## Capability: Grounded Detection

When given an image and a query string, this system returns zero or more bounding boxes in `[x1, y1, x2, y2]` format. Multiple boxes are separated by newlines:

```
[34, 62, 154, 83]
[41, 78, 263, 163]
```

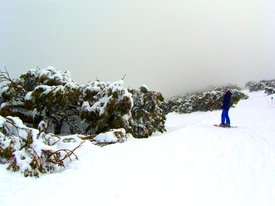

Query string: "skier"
[220, 88, 232, 127]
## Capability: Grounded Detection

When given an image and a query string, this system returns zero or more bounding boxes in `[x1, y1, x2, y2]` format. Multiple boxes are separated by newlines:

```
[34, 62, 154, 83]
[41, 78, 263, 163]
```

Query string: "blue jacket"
[222, 91, 232, 110]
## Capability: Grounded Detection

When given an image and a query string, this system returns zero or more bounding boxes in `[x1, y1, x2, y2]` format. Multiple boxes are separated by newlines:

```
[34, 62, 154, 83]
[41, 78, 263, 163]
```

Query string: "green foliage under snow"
[245, 79, 275, 95]
[0, 67, 166, 139]
[164, 85, 248, 114]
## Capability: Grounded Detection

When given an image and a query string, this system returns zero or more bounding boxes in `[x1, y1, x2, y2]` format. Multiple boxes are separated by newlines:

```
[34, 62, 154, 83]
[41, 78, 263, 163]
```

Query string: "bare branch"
[44, 141, 84, 165]
[0, 67, 15, 83]
[122, 74, 126, 80]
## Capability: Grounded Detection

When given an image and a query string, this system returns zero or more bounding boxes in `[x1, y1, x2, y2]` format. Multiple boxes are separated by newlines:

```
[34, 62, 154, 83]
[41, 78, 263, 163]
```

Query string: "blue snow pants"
[221, 109, 230, 125]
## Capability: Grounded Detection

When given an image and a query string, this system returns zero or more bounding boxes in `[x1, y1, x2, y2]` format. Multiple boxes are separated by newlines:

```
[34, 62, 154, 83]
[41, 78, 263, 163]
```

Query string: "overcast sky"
[1, 0, 274, 97]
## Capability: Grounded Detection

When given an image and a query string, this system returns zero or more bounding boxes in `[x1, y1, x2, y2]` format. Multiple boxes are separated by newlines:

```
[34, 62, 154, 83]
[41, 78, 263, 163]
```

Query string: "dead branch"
[0, 67, 15, 84]
[122, 74, 126, 80]
[30, 146, 43, 175]
[44, 141, 84, 165]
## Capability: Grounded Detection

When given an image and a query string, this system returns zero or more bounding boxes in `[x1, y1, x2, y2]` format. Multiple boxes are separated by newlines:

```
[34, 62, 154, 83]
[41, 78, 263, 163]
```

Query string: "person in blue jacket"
[220, 88, 232, 127]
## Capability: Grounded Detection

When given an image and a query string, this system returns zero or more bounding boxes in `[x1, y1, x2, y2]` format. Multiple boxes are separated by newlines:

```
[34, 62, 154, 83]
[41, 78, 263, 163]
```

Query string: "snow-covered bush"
[80, 83, 166, 138]
[0, 67, 80, 132]
[129, 86, 166, 138]
[245, 80, 268, 92]
[264, 86, 275, 95]
[26, 82, 82, 134]
[0, 115, 83, 177]
[245, 79, 275, 94]
[80, 80, 133, 135]
[0, 67, 166, 139]
[164, 85, 248, 114]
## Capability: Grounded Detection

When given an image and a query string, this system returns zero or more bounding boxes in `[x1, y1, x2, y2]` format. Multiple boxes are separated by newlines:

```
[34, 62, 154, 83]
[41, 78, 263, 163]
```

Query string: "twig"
[44, 141, 84, 165]
[0, 67, 15, 83]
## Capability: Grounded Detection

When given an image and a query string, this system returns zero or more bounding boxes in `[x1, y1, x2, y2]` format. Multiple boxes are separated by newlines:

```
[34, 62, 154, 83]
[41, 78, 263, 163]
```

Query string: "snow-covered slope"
[0, 91, 274, 206]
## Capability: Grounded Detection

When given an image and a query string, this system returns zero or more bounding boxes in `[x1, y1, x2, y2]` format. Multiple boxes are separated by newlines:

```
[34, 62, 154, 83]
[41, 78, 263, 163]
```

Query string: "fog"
[1, 0, 274, 97]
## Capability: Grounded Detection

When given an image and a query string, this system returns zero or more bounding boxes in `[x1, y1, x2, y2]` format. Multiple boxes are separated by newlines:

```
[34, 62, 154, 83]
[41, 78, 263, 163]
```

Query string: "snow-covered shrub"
[26, 83, 82, 134]
[263, 80, 275, 95]
[245, 80, 267, 92]
[0, 115, 83, 177]
[0, 71, 29, 123]
[245, 79, 275, 94]
[129, 86, 166, 138]
[0, 67, 167, 139]
[0, 67, 80, 131]
[165, 85, 248, 114]
[80, 80, 133, 135]
[264, 86, 275, 95]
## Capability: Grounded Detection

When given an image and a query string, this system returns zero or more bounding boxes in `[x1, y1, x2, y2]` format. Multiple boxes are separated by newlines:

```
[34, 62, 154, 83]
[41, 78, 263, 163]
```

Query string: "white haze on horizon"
[1, 0, 274, 97]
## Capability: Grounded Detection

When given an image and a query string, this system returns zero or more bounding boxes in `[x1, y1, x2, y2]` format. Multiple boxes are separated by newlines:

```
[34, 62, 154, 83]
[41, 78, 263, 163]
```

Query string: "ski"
[214, 124, 237, 128]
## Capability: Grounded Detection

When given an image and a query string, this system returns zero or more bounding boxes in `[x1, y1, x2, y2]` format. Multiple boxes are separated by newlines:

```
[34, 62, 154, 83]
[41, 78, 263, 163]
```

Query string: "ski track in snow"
[0, 91, 275, 206]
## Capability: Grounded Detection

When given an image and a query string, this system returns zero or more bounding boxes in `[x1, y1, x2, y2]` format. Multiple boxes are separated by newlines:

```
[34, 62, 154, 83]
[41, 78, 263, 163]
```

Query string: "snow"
[1, 91, 275, 206]
[81, 80, 133, 116]
[94, 129, 127, 143]
[0, 116, 5, 125]
[38, 66, 73, 84]
[24, 92, 32, 100]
